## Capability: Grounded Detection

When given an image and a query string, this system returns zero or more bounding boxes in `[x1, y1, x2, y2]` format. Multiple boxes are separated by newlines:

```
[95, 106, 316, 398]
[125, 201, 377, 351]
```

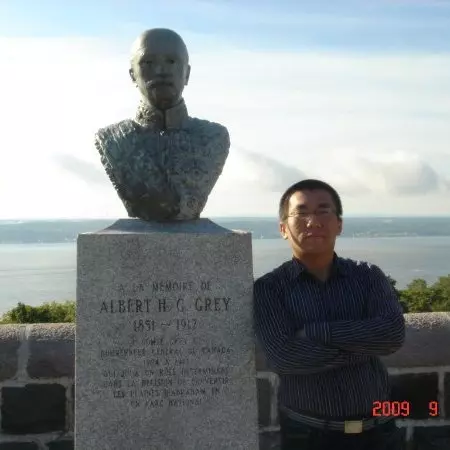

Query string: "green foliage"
[1, 274, 449, 323]
[386, 275, 409, 313]
[398, 275, 450, 313]
[0, 301, 75, 324]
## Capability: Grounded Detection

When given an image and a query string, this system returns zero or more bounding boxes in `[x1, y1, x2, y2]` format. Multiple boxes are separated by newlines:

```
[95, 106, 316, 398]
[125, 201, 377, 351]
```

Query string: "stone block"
[390, 373, 438, 419]
[382, 313, 450, 368]
[0, 444, 38, 450]
[27, 323, 74, 378]
[47, 440, 74, 450]
[258, 431, 280, 450]
[274, 406, 280, 426]
[76, 219, 259, 450]
[413, 426, 450, 449]
[1, 384, 66, 433]
[444, 372, 450, 419]
[255, 341, 269, 371]
[70, 384, 75, 427]
[257, 377, 272, 427]
[0, 325, 21, 381]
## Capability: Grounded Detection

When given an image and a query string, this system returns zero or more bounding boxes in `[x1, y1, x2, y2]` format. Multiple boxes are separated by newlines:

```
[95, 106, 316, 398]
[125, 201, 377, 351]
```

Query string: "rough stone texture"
[47, 440, 74, 450]
[274, 404, 280, 426]
[0, 444, 38, 450]
[390, 373, 438, 419]
[76, 219, 259, 450]
[1, 384, 66, 433]
[381, 313, 450, 367]
[255, 341, 269, 372]
[71, 384, 75, 422]
[0, 325, 21, 381]
[95, 101, 230, 222]
[27, 324, 74, 378]
[257, 378, 272, 427]
[396, 426, 407, 444]
[258, 432, 280, 450]
[444, 372, 450, 419]
[413, 426, 450, 449]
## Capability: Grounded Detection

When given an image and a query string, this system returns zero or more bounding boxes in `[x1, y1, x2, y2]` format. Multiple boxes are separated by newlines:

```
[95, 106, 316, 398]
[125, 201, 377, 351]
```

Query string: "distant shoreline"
[0, 217, 449, 244]
[1, 235, 450, 245]
[1, 216, 450, 222]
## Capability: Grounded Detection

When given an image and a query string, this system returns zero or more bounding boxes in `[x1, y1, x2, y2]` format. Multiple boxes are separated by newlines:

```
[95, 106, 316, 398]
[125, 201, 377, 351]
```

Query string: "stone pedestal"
[75, 219, 259, 450]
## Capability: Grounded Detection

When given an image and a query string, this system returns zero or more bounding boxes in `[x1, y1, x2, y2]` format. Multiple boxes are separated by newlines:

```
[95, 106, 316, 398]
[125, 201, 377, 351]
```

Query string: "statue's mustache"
[147, 79, 174, 87]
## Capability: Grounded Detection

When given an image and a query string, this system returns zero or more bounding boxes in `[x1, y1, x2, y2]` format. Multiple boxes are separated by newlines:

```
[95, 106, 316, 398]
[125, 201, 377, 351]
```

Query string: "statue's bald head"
[129, 28, 191, 110]
[130, 28, 189, 66]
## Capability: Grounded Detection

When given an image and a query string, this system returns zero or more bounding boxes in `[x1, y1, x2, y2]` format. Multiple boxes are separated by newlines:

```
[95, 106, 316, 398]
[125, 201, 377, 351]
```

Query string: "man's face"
[279, 189, 342, 255]
[130, 34, 190, 110]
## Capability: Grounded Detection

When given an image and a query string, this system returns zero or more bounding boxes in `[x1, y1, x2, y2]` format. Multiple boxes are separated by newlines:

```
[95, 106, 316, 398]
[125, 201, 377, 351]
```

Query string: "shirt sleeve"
[305, 264, 405, 355]
[253, 276, 371, 375]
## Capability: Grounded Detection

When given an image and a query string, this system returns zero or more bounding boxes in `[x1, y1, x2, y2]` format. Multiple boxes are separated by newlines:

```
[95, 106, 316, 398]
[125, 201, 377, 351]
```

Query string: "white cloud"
[216, 146, 306, 192]
[318, 150, 449, 195]
[0, 36, 449, 219]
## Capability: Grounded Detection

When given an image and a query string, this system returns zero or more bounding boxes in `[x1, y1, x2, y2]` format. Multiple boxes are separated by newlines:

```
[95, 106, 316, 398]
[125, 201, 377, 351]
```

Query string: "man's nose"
[305, 214, 321, 227]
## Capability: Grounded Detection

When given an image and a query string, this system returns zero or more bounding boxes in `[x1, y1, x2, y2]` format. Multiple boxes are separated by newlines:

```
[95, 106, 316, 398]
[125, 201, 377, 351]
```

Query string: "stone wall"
[0, 324, 73, 450]
[1, 313, 450, 449]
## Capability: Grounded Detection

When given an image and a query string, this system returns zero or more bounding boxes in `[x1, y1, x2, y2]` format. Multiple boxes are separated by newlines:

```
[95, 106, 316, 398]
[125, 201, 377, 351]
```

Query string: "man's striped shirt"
[253, 254, 405, 419]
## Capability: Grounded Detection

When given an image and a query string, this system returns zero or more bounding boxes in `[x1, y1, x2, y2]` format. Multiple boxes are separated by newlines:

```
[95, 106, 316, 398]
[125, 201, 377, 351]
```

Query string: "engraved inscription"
[98, 279, 235, 410]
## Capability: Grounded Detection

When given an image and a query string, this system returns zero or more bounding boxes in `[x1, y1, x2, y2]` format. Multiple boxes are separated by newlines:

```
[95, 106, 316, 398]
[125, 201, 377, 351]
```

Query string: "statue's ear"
[185, 65, 191, 86]
[129, 67, 136, 83]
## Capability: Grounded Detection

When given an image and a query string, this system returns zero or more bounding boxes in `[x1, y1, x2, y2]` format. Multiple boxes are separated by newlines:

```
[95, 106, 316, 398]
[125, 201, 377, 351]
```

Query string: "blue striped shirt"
[253, 254, 405, 419]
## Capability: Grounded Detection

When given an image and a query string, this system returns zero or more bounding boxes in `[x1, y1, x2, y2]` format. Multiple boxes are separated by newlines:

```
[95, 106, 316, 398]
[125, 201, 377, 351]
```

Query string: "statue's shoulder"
[95, 119, 139, 153]
[187, 117, 230, 143]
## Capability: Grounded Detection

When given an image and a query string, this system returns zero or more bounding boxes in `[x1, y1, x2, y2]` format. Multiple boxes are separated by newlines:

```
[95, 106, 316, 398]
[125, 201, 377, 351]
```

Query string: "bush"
[0, 301, 75, 324]
[399, 275, 450, 313]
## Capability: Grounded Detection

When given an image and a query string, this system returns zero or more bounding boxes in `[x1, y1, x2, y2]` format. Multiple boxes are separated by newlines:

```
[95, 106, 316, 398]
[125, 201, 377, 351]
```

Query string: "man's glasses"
[287, 207, 336, 222]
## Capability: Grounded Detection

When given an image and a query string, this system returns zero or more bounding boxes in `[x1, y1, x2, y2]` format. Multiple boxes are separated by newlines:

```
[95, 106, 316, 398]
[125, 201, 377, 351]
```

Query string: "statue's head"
[129, 28, 191, 110]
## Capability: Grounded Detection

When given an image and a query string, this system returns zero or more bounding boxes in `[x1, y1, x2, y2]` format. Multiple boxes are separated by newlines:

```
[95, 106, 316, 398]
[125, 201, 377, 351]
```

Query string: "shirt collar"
[135, 99, 189, 130]
[289, 252, 349, 280]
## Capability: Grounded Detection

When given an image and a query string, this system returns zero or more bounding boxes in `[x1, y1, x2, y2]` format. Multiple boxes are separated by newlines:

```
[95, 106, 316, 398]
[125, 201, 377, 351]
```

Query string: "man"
[95, 28, 230, 221]
[253, 179, 406, 450]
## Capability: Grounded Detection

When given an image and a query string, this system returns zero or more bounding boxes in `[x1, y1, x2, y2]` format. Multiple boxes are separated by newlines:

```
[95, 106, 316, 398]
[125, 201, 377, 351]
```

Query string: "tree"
[387, 275, 409, 313]
[429, 275, 450, 312]
[398, 276, 450, 313]
[399, 279, 432, 312]
[0, 301, 75, 324]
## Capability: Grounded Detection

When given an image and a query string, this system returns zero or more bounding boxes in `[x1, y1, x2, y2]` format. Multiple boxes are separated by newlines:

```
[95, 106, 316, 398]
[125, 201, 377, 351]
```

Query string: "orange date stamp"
[372, 400, 440, 417]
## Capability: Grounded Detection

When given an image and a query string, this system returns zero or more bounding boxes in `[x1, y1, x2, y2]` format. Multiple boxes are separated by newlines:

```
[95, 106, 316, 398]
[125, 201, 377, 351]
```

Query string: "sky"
[1, 0, 450, 219]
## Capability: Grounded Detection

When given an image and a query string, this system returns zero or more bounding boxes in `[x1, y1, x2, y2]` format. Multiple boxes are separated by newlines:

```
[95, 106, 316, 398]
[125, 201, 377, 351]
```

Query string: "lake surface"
[0, 236, 449, 315]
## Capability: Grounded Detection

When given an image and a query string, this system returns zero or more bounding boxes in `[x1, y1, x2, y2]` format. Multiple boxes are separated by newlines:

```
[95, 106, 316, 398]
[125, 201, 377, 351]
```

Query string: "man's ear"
[129, 67, 136, 83]
[185, 65, 191, 86]
[279, 221, 288, 240]
[337, 218, 343, 236]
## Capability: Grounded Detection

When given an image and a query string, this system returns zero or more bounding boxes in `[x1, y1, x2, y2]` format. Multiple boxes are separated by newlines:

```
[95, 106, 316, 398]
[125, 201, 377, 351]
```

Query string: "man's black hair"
[278, 179, 343, 221]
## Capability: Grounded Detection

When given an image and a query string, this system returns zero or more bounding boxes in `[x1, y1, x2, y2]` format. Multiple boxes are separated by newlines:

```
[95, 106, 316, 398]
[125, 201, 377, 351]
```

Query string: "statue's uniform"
[95, 100, 230, 221]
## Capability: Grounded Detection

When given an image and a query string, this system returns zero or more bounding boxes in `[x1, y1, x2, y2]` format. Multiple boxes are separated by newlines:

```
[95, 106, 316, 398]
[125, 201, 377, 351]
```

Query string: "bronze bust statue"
[95, 28, 230, 221]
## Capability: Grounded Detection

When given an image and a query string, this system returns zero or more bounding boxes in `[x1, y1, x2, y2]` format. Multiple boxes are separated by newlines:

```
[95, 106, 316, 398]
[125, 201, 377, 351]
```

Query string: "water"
[0, 243, 76, 315]
[255, 237, 450, 287]
[0, 236, 449, 316]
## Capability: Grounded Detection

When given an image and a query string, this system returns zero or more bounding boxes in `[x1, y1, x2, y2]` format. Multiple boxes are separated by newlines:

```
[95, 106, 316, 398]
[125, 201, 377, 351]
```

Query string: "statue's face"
[130, 32, 190, 110]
